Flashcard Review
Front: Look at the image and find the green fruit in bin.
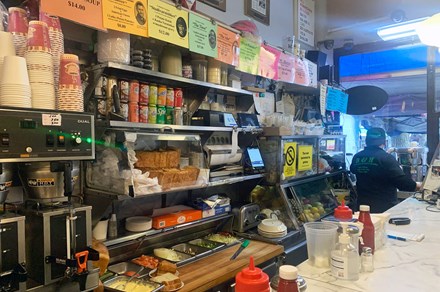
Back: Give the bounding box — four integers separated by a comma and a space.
312, 202, 323, 207
304, 204, 312, 210
317, 206, 325, 215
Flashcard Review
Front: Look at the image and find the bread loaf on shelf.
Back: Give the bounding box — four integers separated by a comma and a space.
134, 148, 180, 169
150, 272, 182, 291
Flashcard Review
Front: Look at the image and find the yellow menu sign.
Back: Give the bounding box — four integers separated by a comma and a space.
102, 0, 148, 37
41, 0, 104, 30
298, 145, 313, 171
148, 0, 189, 48
283, 142, 297, 178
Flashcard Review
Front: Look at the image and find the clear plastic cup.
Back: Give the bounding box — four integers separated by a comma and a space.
304, 222, 338, 268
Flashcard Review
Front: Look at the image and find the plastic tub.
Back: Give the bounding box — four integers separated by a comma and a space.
303, 222, 338, 268
191, 60, 207, 82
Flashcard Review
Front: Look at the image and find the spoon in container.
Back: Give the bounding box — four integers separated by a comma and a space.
116, 266, 144, 290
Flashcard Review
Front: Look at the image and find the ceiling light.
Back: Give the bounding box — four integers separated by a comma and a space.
416, 13, 440, 47
377, 17, 429, 41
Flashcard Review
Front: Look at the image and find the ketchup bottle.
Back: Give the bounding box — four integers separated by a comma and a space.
358, 205, 375, 254
278, 265, 299, 292
235, 256, 270, 292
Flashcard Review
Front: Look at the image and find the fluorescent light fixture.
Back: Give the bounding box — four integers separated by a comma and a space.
416, 13, 440, 47
377, 17, 429, 41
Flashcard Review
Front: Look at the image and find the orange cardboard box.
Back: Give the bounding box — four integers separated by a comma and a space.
152, 209, 202, 229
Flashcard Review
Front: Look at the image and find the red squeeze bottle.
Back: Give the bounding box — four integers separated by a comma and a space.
358, 205, 375, 254
334, 200, 353, 221
235, 256, 270, 292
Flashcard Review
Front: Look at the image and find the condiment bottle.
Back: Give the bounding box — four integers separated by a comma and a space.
108, 213, 118, 238
361, 247, 374, 272
235, 256, 270, 292
358, 205, 375, 254
334, 200, 353, 221
277, 265, 299, 292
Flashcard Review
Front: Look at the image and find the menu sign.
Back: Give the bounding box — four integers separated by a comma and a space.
298, 145, 313, 171
237, 36, 260, 75
258, 43, 280, 80
217, 26, 240, 66
189, 13, 217, 58
293, 56, 310, 86
297, 0, 315, 47
41, 0, 104, 30
326, 87, 348, 113
148, 0, 189, 48
102, 0, 148, 37
278, 52, 295, 83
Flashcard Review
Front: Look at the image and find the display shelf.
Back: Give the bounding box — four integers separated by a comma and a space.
104, 213, 232, 247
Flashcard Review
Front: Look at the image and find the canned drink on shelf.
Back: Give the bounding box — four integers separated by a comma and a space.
119, 79, 129, 103
149, 83, 158, 105
129, 80, 140, 103
128, 102, 139, 122
148, 105, 157, 124
157, 106, 166, 124
166, 88, 175, 107
139, 82, 149, 104
174, 88, 183, 107
173, 107, 183, 125
165, 107, 174, 124
139, 104, 149, 123
120, 102, 129, 121
157, 85, 167, 106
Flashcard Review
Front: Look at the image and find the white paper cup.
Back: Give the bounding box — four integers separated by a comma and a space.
0, 31, 16, 57
92, 219, 108, 241
1, 55, 29, 85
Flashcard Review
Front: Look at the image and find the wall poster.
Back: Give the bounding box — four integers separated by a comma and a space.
244, 0, 270, 25
199, 0, 226, 12
217, 26, 240, 66
189, 13, 218, 58
102, 0, 148, 37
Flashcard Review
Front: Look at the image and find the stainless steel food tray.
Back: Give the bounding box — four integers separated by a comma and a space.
103, 275, 163, 292
187, 238, 225, 251
108, 261, 151, 277
171, 243, 212, 258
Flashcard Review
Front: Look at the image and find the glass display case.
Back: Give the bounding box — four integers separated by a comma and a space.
318, 135, 347, 174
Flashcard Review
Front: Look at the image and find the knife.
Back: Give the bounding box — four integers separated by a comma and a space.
230, 240, 250, 260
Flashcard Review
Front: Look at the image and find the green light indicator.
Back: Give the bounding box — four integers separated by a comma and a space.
86, 138, 92, 143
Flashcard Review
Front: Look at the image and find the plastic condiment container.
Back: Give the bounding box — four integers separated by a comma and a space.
277, 265, 299, 292
235, 256, 270, 292
358, 205, 375, 254
334, 200, 352, 221
191, 59, 207, 82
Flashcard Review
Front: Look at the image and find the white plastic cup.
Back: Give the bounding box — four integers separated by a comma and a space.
92, 219, 109, 241
304, 222, 338, 268
1, 55, 30, 85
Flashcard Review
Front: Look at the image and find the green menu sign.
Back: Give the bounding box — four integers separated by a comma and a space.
189, 13, 218, 58
237, 36, 261, 75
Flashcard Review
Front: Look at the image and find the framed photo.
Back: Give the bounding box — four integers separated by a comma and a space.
199, 0, 226, 12
244, 0, 270, 25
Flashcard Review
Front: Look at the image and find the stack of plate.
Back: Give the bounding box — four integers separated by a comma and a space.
58, 54, 84, 112
258, 219, 288, 239
25, 20, 56, 110
8, 7, 28, 57
40, 12, 64, 100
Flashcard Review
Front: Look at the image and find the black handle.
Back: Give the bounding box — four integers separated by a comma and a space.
112, 84, 121, 115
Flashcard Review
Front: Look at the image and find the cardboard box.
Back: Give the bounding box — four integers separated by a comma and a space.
202, 205, 231, 218
152, 209, 202, 229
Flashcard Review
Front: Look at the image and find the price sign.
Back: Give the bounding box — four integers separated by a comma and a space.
258, 43, 280, 80
278, 52, 295, 83
237, 36, 260, 75
102, 0, 148, 37
217, 26, 240, 66
42, 114, 62, 126
189, 13, 218, 58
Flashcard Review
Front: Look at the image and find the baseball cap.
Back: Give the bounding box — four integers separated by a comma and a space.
366, 127, 386, 146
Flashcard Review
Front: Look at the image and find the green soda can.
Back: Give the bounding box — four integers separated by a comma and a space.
166, 107, 174, 124
156, 106, 166, 124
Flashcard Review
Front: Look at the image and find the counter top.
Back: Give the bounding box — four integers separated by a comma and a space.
178, 240, 284, 292
298, 197, 440, 291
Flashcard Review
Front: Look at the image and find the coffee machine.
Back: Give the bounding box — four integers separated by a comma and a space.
0, 107, 98, 291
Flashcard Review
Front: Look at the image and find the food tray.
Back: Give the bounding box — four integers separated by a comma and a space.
103, 275, 163, 292
171, 243, 212, 258
108, 261, 151, 277
188, 238, 225, 251
153, 249, 194, 266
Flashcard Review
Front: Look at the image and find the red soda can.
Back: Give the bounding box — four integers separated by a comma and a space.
174, 88, 183, 107
119, 79, 129, 103
139, 104, 149, 123
139, 82, 149, 104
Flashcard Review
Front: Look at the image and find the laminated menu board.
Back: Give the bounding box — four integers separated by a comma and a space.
217, 26, 240, 66
189, 13, 218, 58
258, 43, 280, 80
102, 0, 148, 37
237, 36, 261, 75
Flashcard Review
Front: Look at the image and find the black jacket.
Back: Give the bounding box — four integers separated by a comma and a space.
350, 146, 416, 213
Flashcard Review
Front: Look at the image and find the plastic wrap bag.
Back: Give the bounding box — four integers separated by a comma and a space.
0, 1, 8, 31
97, 29, 130, 65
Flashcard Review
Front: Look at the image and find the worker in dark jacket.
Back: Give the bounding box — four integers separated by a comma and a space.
350, 128, 422, 213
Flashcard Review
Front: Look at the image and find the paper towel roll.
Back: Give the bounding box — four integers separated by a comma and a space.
208, 152, 242, 166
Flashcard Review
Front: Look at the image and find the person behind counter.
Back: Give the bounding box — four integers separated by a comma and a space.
350, 127, 422, 213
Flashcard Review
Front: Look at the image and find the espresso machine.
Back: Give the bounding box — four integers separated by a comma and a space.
0, 107, 98, 291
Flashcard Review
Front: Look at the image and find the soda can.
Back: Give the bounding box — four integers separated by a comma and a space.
149, 83, 158, 106
166, 88, 175, 107
157, 85, 167, 106
166, 107, 174, 124
157, 106, 166, 124
119, 79, 129, 103
139, 104, 149, 123
174, 88, 183, 107
148, 105, 157, 124
129, 80, 139, 103
139, 82, 149, 104
128, 102, 139, 123
173, 107, 183, 125
120, 102, 129, 121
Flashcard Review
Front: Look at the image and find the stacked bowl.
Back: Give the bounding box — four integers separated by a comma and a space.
0, 55, 32, 107
58, 54, 84, 112
258, 219, 288, 239
8, 7, 28, 57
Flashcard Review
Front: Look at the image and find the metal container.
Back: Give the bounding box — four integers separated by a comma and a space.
188, 238, 225, 251
108, 261, 150, 277
154, 249, 193, 265
103, 275, 163, 292
18, 161, 79, 199
171, 243, 211, 258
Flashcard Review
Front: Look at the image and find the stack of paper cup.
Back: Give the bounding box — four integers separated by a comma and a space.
7, 7, 28, 57
25, 20, 55, 109
58, 54, 83, 112
0, 55, 32, 107
40, 12, 64, 100
0, 31, 16, 82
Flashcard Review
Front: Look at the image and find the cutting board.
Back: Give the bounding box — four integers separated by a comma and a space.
178, 240, 283, 292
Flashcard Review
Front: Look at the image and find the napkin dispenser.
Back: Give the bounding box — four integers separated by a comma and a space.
204, 145, 242, 167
